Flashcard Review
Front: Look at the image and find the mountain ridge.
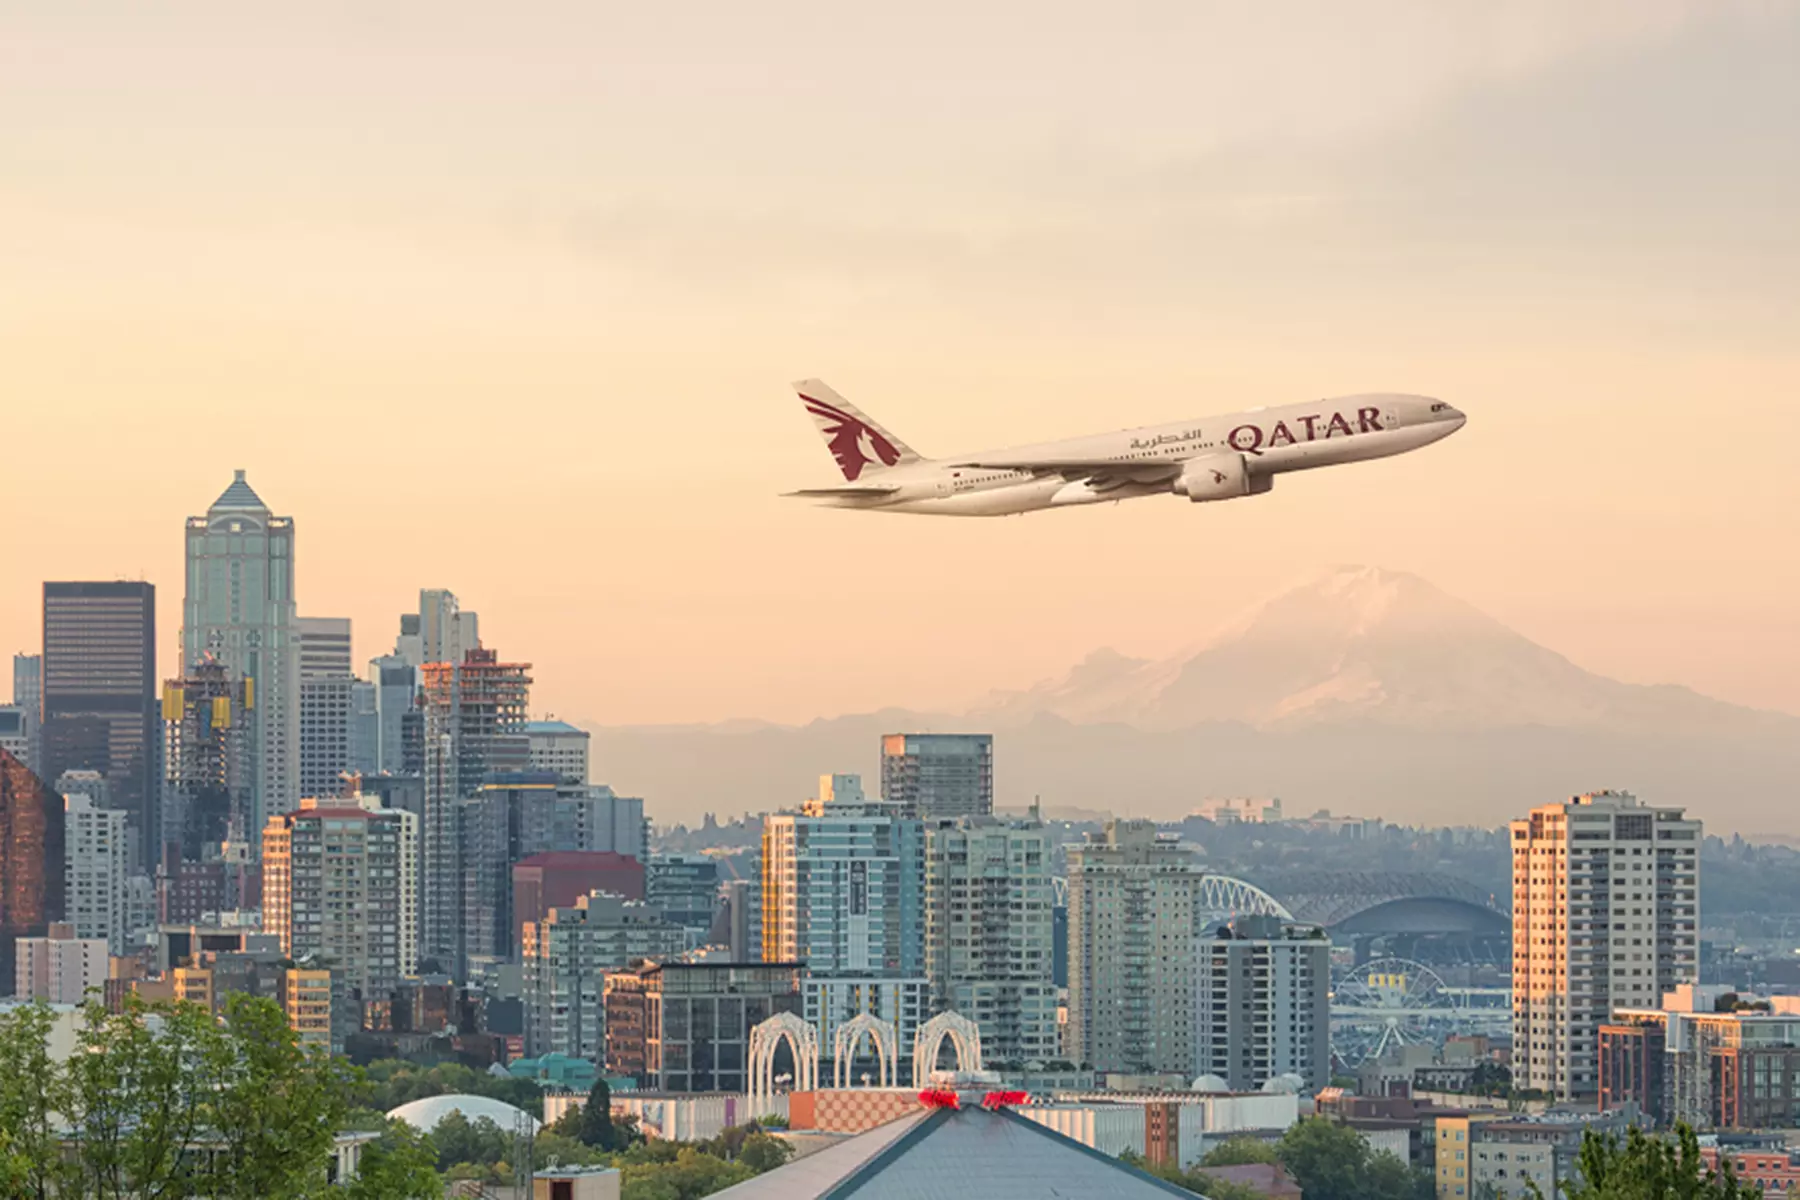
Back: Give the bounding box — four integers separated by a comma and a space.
578, 566, 1799, 827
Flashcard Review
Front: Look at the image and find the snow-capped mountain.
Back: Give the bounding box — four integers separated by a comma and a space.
972, 566, 1786, 734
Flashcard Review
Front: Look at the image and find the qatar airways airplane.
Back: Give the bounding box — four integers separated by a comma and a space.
785, 379, 1465, 516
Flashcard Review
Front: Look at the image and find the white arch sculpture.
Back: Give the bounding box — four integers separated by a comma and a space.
833, 1012, 900, 1089
748, 1011, 819, 1113
912, 1011, 983, 1087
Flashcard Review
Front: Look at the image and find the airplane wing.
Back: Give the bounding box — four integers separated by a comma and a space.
956, 458, 1184, 481
783, 485, 902, 498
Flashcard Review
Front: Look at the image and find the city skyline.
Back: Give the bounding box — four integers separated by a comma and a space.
4, 3, 1799, 735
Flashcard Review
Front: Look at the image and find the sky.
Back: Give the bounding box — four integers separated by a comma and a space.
3, 1, 1797, 727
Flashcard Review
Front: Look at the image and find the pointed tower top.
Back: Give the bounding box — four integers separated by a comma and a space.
210, 470, 268, 511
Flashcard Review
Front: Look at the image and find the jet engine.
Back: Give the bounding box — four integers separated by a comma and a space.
1173, 453, 1265, 502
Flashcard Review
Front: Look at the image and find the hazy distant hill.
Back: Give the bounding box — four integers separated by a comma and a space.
585, 567, 1800, 831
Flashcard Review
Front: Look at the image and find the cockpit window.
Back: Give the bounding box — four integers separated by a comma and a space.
1430, 402, 1448, 412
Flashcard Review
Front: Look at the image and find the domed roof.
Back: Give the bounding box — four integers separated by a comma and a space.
1190, 1074, 1231, 1092
388, 1093, 541, 1136
1260, 1073, 1305, 1094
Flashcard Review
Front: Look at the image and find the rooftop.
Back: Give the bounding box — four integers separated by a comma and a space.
209, 469, 268, 512
709, 1100, 1199, 1200
526, 720, 589, 735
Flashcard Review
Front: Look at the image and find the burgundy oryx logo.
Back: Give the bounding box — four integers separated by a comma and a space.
802, 394, 902, 481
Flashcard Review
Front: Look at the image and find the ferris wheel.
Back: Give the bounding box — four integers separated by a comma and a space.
1330, 957, 1467, 1067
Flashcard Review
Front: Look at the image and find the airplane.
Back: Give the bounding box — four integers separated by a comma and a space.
785, 379, 1465, 516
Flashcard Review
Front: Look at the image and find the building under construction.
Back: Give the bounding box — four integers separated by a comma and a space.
161, 657, 257, 865
420, 647, 532, 975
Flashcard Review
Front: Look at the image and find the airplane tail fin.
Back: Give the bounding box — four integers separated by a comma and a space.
793, 379, 922, 481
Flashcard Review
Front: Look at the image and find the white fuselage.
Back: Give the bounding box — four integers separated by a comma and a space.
814, 393, 1465, 516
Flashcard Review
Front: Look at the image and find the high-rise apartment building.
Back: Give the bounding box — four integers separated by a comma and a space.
761, 778, 925, 975
40, 582, 157, 870
520, 892, 689, 1058
161, 660, 256, 862
1066, 819, 1206, 1074
297, 616, 356, 801
62, 779, 131, 954
13, 923, 107, 1004
526, 720, 590, 784
880, 733, 992, 820
182, 473, 299, 833
1195, 915, 1331, 1091
923, 815, 1058, 1065
420, 647, 531, 973
262, 797, 408, 997
1, 747, 65, 995
1511, 790, 1701, 1102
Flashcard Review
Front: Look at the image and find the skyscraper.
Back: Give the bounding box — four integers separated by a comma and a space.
10, 654, 40, 770
40, 582, 156, 869
1195, 916, 1330, 1091
11, 654, 41, 718
1066, 819, 1206, 1074
366, 653, 419, 776
880, 733, 993, 820
1, 748, 64, 995
420, 647, 531, 973
297, 616, 355, 800
1511, 790, 1701, 1102
396, 589, 479, 669
181, 472, 299, 833
761, 776, 925, 975
923, 815, 1058, 1065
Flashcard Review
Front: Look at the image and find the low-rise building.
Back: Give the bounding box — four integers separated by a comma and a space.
638, 961, 803, 1093
1435, 1108, 1638, 1200
14, 923, 108, 1004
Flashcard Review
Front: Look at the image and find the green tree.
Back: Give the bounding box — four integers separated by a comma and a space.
737, 1132, 793, 1174
1197, 1176, 1282, 1200
346, 1121, 443, 1200
1277, 1117, 1430, 1200
579, 1076, 623, 1150
429, 1111, 513, 1172
534, 1130, 607, 1170
63, 996, 219, 1199
1541, 1124, 1759, 1200
193, 992, 357, 1198
0, 1002, 70, 1200
1203, 1137, 1282, 1168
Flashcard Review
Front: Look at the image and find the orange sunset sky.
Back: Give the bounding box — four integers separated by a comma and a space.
3, 2, 1797, 726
